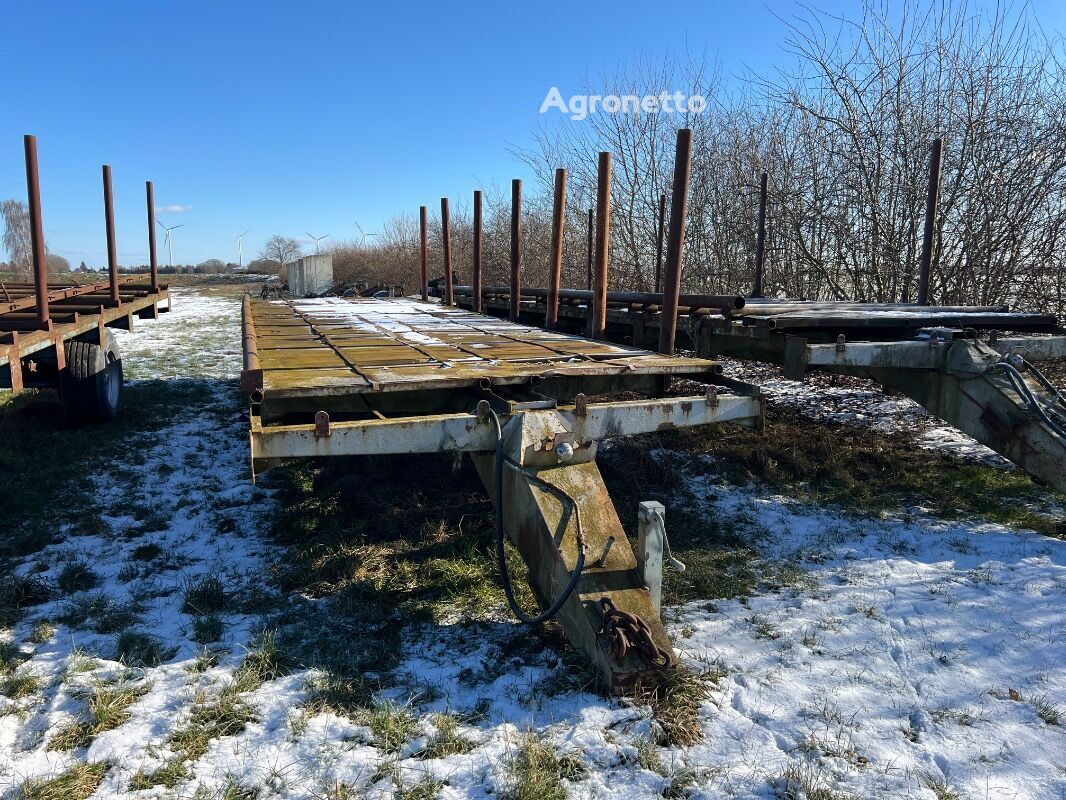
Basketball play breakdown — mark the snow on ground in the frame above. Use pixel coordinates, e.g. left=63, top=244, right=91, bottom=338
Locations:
left=0, top=290, right=1063, bottom=799
left=718, top=358, right=1013, bottom=467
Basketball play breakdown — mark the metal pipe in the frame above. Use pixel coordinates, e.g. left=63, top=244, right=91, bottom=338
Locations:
left=658, top=128, right=694, bottom=355
left=419, top=205, right=429, bottom=301
left=146, top=181, right=159, bottom=294
left=440, top=197, right=453, bottom=306
left=654, top=193, right=666, bottom=294
left=510, top=178, right=522, bottom=321
left=240, top=293, right=263, bottom=401
left=545, top=168, right=567, bottom=330
left=472, top=190, right=483, bottom=313
left=752, top=171, right=767, bottom=298
left=23, top=135, right=49, bottom=329
left=450, top=285, right=743, bottom=311
left=917, top=138, right=942, bottom=306
left=592, top=152, right=611, bottom=339
left=586, top=207, right=594, bottom=291
left=102, top=165, right=120, bottom=305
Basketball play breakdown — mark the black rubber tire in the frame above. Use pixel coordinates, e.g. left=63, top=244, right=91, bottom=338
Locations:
left=60, top=330, right=123, bottom=425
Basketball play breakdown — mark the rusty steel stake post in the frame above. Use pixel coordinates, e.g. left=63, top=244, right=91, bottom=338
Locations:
left=23, top=135, right=49, bottom=329
left=592, top=152, right=612, bottom=340
left=419, top=205, right=429, bottom=302
left=658, top=128, right=694, bottom=356
left=472, top=190, right=483, bottom=313
left=146, top=181, right=159, bottom=294
left=510, top=178, right=522, bottom=321
left=102, top=165, right=120, bottom=305
left=545, top=168, right=567, bottom=330
left=917, top=137, right=942, bottom=306
left=654, top=192, right=666, bottom=294
left=440, top=197, right=454, bottom=306
left=586, top=207, right=594, bottom=291
left=752, top=171, right=768, bottom=298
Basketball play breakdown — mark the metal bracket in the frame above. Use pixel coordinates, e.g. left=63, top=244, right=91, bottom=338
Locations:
left=314, top=410, right=331, bottom=439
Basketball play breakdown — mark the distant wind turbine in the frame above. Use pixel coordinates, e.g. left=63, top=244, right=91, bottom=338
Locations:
left=235, top=229, right=251, bottom=268
left=354, top=221, right=377, bottom=246
left=156, top=221, right=184, bottom=268
left=306, top=232, right=329, bottom=254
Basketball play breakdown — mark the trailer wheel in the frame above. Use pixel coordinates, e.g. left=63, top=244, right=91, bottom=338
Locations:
left=61, top=330, right=123, bottom=425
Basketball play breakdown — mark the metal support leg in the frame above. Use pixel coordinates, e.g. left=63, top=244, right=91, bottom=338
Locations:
left=470, top=409, right=676, bottom=691
left=637, top=501, right=665, bottom=615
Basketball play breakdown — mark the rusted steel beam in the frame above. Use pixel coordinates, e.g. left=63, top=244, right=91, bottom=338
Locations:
left=472, top=190, right=483, bottom=313
left=23, top=135, right=50, bottom=330
left=654, top=192, right=666, bottom=294
left=452, top=284, right=743, bottom=312
left=592, top=152, right=612, bottom=339
left=102, top=165, right=120, bottom=306
left=917, top=138, right=942, bottom=306
left=658, top=129, right=694, bottom=356
left=146, top=181, right=159, bottom=293
left=510, top=178, right=522, bottom=321
left=241, top=293, right=263, bottom=401
left=752, top=171, right=768, bottom=298
left=586, top=207, right=594, bottom=291
left=545, top=168, right=567, bottom=331
left=419, top=205, right=429, bottom=302
left=440, top=197, right=454, bottom=306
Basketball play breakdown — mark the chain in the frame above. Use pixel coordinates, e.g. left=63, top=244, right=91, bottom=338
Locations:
left=598, top=597, right=673, bottom=669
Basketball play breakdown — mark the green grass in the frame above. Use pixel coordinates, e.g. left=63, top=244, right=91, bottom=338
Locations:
left=652, top=406, right=1066, bottom=537
left=634, top=665, right=717, bottom=747
left=0, top=381, right=213, bottom=564
left=181, top=575, right=228, bottom=615
left=421, top=713, right=476, bottom=758
left=501, top=734, right=586, bottom=800
left=114, top=630, right=174, bottom=667
left=56, top=560, right=100, bottom=593
left=17, top=762, right=108, bottom=800
left=48, top=681, right=149, bottom=751
left=3, top=671, right=41, bottom=699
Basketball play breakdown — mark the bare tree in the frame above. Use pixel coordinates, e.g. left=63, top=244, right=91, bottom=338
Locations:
left=259, top=235, right=302, bottom=279
left=1, top=199, right=31, bottom=276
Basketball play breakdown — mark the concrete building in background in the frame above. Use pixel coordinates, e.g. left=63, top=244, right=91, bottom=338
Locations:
left=287, top=255, right=333, bottom=297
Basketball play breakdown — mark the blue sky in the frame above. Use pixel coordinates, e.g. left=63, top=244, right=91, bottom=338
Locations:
left=2, top=0, right=1064, bottom=267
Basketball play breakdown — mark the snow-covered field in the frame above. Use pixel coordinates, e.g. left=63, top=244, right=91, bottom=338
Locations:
left=1, top=290, right=1063, bottom=800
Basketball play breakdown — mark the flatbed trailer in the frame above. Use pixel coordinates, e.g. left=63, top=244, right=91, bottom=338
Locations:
left=1, top=135, right=173, bottom=423
left=446, top=285, right=1066, bottom=493
left=240, top=295, right=762, bottom=690
left=0, top=277, right=171, bottom=422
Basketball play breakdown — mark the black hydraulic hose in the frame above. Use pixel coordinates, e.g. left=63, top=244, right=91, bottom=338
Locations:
left=487, top=407, right=586, bottom=625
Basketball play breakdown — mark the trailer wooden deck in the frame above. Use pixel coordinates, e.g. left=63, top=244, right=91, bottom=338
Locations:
left=0, top=277, right=170, bottom=392
left=241, top=296, right=732, bottom=421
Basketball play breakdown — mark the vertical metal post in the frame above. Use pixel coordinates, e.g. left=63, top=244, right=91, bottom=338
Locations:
left=146, top=181, right=159, bottom=293
left=592, top=152, right=612, bottom=340
left=510, top=178, right=522, bottom=321
left=440, top=197, right=453, bottom=306
left=654, top=192, right=667, bottom=294
left=419, top=205, right=429, bottom=302
left=545, top=168, right=567, bottom=330
left=472, top=190, right=483, bottom=313
left=102, top=165, right=120, bottom=305
left=637, top=501, right=665, bottom=615
left=658, top=128, right=694, bottom=356
left=752, top=171, right=768, bottom=299
left=586, top=208, right=594, bottom=291
left=23, top=135, right=49, bottom=329
left=917, top=137, right=942, bottom=306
